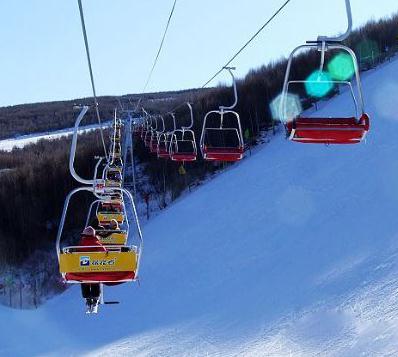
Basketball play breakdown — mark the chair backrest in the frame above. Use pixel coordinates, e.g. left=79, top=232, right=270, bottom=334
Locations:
left=200, top=110, right=244, bottom=157
left=170, top=129, right=197, bottom=156
left=203, top=128, right=241, bottom=149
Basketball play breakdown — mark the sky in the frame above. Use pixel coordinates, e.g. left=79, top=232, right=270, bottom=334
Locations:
left=0, top=0, right=397, bottom=107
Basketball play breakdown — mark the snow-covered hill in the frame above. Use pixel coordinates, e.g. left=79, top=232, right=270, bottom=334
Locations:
left=0, top=121, right=111, bottom=152
left=1, top=57, right=398, bottom=357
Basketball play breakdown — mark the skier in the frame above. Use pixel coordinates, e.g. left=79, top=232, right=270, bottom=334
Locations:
left=78, top=226, right=106, bottom=314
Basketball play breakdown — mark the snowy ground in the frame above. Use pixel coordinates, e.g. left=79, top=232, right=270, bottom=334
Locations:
left=0, top=121, right=111, bottom=152
left=1, top=57, right=398, bottom=356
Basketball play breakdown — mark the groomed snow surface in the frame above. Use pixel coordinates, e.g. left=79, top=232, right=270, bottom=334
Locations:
left=0, top=122, right=110, bottom=152
left=1, top=57, right=398, bottom=356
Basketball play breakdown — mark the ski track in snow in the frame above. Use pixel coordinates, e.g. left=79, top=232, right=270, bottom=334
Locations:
left=1, top=57, right=398, bottom=356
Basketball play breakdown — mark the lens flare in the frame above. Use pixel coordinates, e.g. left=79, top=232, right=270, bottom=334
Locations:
left=327, top=53, right=355, bottom=81
left=270, top=93, right=302, bottom=123
left=305, top=70, right=333, bottom=98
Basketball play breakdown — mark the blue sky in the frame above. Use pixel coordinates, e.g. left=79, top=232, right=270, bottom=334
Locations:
left=0, top=0, right=397, bottom=106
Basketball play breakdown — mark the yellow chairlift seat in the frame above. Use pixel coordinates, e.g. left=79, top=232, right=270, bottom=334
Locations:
left=105, top=179, right=122, bottom=188
left=107, top=195, right=122, bottom=203
left=107, top=166, right=122, bottom=173
left=97, top=230, right=128, bottom=245
left=99, top=199, right=123, bottom=213
left=100, top=198, right=123, bottom=207
left=97, top=211, right=124, bottom=225
left=60, top=247, right=138, bottom=283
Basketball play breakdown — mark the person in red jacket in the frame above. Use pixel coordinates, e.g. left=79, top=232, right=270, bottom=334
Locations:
left=79, top=226, right=106, bottom=313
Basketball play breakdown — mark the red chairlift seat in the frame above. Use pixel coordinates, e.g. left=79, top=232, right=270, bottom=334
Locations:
left=203, top=146, right=244, bottom=162
left=286, top=113, right=370, bottom=144
left=201, top=126, right=244, bottom=162
left=171, top=152, right=197, bottom=162
left=157, top=147, right=170, bottom=159
left=170, top=134, right=197, bottom=162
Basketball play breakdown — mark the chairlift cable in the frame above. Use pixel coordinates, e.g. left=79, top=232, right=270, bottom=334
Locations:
left=142, top=0, right=178, bottom=94
left=77, top=0, right=108, bottom=160
left=201, top=0, right=292, bottom=88
left=163, top=0, right=293, bottom=115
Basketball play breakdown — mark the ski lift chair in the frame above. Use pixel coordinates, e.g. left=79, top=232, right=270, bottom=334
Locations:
left=157, top=133, right=171, bottom=159
left=111, top=142, right=121, bottom=158
left=100, top=198, right=123, bottom=211
left=96, top=200, right=125, bottom=225
left=96, top=229, right=128, bottom=245
left=149, top=116, right=161, bottom=154
left=114, top=119, right=122, bottom=130
left=112, top=157, right=124, bottom=169
left=112, top=150, right=122, bottom=159
left=141, top=110, right=150, bottom=141
left=130, top=113, right=143, bottom=139
left=107, top=164, right=122, bottom=174
left=170, top=103, right=198, bottom=162
left=154, top=115, right=168, bottom=158
left=113, top=129, right=121, bottom=143
left=280, top=0, right=370, bottom=144
left=200, top=68, right=244, bottom=161
left=157, top=113, right=176, bottom=159
left=105, top=169, right=122, bottom=188
left=144, top=116, right=154, bottom=148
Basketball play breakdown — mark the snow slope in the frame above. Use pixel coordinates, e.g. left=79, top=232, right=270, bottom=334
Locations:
left=1, top=57, right=398, bottom=356
left=0, top=122, right=111, bottom=152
